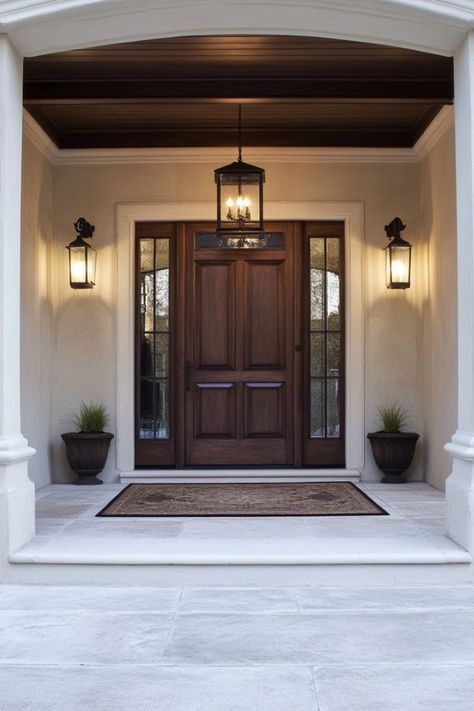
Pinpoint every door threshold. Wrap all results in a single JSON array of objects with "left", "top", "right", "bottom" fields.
[{"left": 119, "top": 468, "right": 361, "bottom": 484}]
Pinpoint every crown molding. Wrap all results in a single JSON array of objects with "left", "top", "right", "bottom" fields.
[
  {"left": 413, "top": 105, "right": 454, "bottom": 159},
  {"left": 23, "top": 107, "right": 454, "bottom": 168},
  {"left": 22, "top": 109, "right": 58, "bottom": 163}
]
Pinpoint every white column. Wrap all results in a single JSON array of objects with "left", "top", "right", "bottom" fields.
[
  {"left": 0, "top": 36, "right": 35, "bottom": 571},
  {"left": 445, "top": 31, "right": 474, "bottom": 552}
]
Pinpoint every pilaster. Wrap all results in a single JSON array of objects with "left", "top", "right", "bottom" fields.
[
  {"left": 445, "top": 31, "right": 474, "bottom": 552},
  {"left": 0, "top": 36, "right": 35, "bottom": 573}
]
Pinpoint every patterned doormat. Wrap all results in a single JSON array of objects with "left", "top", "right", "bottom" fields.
[{"left": 97, "top": 482, "right": 388, "bottom": 517}]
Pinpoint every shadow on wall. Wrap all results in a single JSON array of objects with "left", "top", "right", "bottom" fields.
[
  {"left": 52, "top": 294, "right": 116, "bottom": 483},
  {"left": 365, "top": 295, "right": 424, "bottom": 482}
]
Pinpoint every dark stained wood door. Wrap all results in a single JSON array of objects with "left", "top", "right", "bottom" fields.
[{"left": 184, "top": 223, "right": 296, "bottom": 466}]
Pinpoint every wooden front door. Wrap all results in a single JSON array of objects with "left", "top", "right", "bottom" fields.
[{"left": 184, "top": 223, "right": 297, "bottom": 466}]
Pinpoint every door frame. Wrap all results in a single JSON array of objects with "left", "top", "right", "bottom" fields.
[{"left": 116, "top": 201, "right": 365, "bottom": 476}]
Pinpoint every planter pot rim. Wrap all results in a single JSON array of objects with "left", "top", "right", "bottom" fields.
[
  {"left": 61, "top": 432, "right": 114, "bottom": 440},
  {"left": 367, "top": 431, "right": 419, "bottom": 439}
]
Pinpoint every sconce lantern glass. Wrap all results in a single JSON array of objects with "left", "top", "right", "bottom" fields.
[
  {"left": 384, "top": 217, "right": 412, "bottom": 289},
  {"left": 67, "top": 217, "right": 96, "bottom": 289}
]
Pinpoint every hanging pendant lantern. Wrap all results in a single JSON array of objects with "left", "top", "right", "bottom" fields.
[
  {"left": 66, "top": 217, "right": 97, "bottom": 289},
  {"left": 384, "top": 217, "right": 412, "bottom": 289},
  {"left": 214, "top": 105, "right": 265, "bottom": 247}
]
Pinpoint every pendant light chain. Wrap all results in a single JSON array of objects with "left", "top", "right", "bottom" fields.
[{"left": 238, "top": 104, "right": 243, "bottom": 162}]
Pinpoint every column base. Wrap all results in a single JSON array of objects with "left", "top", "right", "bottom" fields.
[
  {"left": 0, "top": 436, "right": 36, "bottom": 579},
  {"left": 445, "top": 432, "right": 474, "bottom": 551}
]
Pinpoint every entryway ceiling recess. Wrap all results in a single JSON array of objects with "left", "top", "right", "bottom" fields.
[{"left": 23, "top": 35, "right": 454, "bottom": 150}]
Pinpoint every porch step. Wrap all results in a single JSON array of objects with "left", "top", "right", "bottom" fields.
[
  {"left": 6, "top": 482, "right": 471, "bottom": 586},
  {"left": 7, "top": 534, "right": 472, "bottom": 586},
  {"left": 119, "top": 468, "right": 361, "bottom": 484}
]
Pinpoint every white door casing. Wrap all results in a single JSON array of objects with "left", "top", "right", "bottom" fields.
[{"left": 116, "top": 201, "right": 364, "bottom": 476}]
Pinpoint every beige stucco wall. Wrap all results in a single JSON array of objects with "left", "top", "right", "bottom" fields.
[
  {"left": 20, "top": 136, "right": 55, "bottom": 488},
  {"left": 22, "top": 128, "right": 460, "bottom": 487},
  {"left": 421, "top": 125, "right": 458, "bottom": 490},
  {"left": 48, "top": 157, "right": 423, "bottom": 483}
]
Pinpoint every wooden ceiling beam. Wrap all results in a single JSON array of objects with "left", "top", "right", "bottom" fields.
[
  {"left": 50, "top": 127, "right": 418, "bottom": 150},
  {"left": 23, "top": 78, "right": 453, "bottom": 103}
]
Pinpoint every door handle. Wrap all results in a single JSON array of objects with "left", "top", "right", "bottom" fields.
[{"left": 185, "top": 361, "right": 193, "bottom": 391}]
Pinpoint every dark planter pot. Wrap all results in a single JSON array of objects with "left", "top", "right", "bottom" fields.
[
  {"left": 61, "top": 432, "right": 114, "bottom": 485},
  {"left": 367, "top": 431, "right": 419, "bottom": 484}
]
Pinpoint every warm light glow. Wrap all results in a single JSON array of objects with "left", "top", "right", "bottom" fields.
[
  {"left": 70, "top": 248, "right": 86, "bottom": 283},
  {"left": 391, "top": 259, "right": 404, "bottom": 280},
  {"left": 225, "top": 193, "right": 252, "bottom": 222}
]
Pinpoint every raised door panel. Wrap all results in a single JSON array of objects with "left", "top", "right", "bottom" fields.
[
  {"left": 244, "top": 260, "right": 285, "bottom": 370},
  {"left": 194, "top": 383, "right": 236, "bottom": 439},
  {"left": 244, "top": 383, "right": 285, "bottom": 438},
  {"left": 194, "top": 261, "right": 235, "bottom": 370}
]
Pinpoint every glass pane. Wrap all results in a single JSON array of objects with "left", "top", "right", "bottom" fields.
[
  {"left": 327, "top": 333, "right": 340, "bottom": 376},
  {"left": 310, "top": 378, "right": 325, "bottom": 438},
  {"left": 155, "top": 239, "right": 169, "bottom": 331},
  {"left": 326, "top": 238, "right": 340, "bottom": 330},
  {"left": 155, "top": 380, "right": 170, "bottom": 439},
  {"left": 140, "top": 239, "right": 154, "bottom": 272},
  {"left": 139, "top": 379, "right": 154, "bottom": 439},
  {"left": 327, "top": 379, "right": 340, "bottom": 438},
  {"left": 69, "top": 247, "right": 86, "bottom": 284},
  {"left": 140, "top": 272, "right": 154, "bottom": 332},
  {"left": 310, "top": 238, "right": 325, "bottom": 270},
  {"left": 310, "top": 333, "right": 325, "bottom": 377},
  {"left": 155, "top": 334, "right": 169, "bottom": 378},
  {"left": 139, "top": 334, "right": 154, "bottom": 377}
]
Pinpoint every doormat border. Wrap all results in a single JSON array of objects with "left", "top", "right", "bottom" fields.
[{"left": 96, "top": 482, "right": 389, "bottom": 518}]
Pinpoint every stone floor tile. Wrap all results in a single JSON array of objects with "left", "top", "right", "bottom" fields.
[
  {"left": 35, "top": 502, "right": 92, "bottom": 519},
  {"left": 163, "top": 610, "right": 474, "bottom": 666},
  {"left": 0, "top": 585, "right": 181, "bottom": 612},
  {"left": 389, "top": 502, "right": 446, "bottom": 518},
  {"left": 181, "top": 517, "right": 311, "bottom": 539},
  {"left": 56, "top": 518, "right": 184, "bottom": 539},
  {"left": 296, "top": 585, "right": 474, "bottom": 611},
  {"left": 0, "top": 665, "right": 318, "bottom": 711},
  {"left": 178, "top": 587, "right": 298, "bottom": 613},
  {"left": 0, "top": 611, "right": 174, "bottom": 665},
  {"left": 313, "top": 664, "right": 474, "bottom": 711}
]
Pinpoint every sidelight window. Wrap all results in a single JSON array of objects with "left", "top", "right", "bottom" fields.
[
  {"left": 309, "top": 235, "right": 342, "bottom": 439},
  {"left": 138, "top": 237, "right": 170, "bottom": 439}
]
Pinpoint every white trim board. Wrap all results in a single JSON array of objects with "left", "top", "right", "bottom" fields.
[
  {"left": 119, "top": 469, "right": 361, "bottom": 484},
  {"left": 116, "top": 200, "right": 365, "bottom": 477},
  {"left": 23, "top": 106, "right": 454, "bottom": 167}
]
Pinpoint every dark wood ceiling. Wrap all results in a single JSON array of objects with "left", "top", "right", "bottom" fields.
[{"left": 23, "top": 35, "right": 454, "bottom": 149}]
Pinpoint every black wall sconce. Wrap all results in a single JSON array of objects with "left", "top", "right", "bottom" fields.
[
  {"left": 66, "top": 217, "right": 97, "bottom": 289},
  {"left": 384, "top": 217, "right": 412, "bottom": 289}
]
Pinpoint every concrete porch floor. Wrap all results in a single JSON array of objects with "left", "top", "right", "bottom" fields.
[
  {"left": 6, "top": 481, "right": 471, "bottom": 585},
  {"left": 1, "top": 580, "right": 474, "bottom": 709}
]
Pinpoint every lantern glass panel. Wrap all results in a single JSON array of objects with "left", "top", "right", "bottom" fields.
[
  {"left": 220, "top": 180, "right": 261, "bottom": 228},
  {"left": 386, "top": 244, "right": 411, "bottom": 288},
  {"left": 69, "top": 245, "right": 87, "bottom": 285},
  {"left": 86, "top": 244, "right": 97, "bottom": 285}
]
